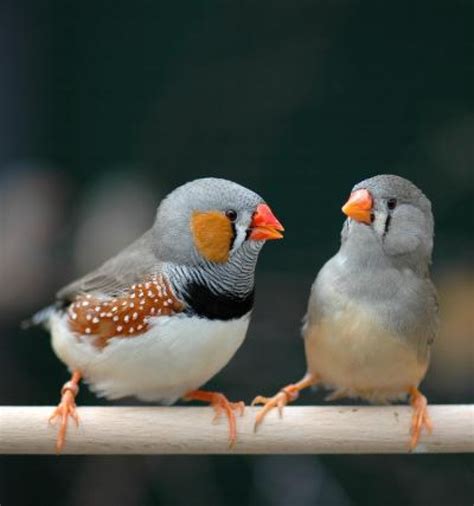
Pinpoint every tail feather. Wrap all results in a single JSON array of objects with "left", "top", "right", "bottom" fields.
[{"left": 21, "top": 303, "right": 62, "bottom": 330}]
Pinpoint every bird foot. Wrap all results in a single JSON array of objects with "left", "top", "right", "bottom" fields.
[
  {"left": 252, "top": 384, "right": 299, "bottom": 431},
  {"left": 49, "top": 373, "right": 81, "bottom": 453},
  {"left": 409, "top": 388, "right": 432, "bottom": 450},
  {"left": 184, "top": 390, "right": 244, "bottom": 448}
]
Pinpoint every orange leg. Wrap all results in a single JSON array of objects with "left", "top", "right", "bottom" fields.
[
  {"left": 49, "top": 371, "right": 81, "bottom": 453},
  {"left": 408, "top": 386, "right": 433, "bottom": 450},
  {"left": 184, "top": 390, "right": 245, "bottom": 448},
  {"left": 252, "top": 372, "right": 319, "bottom": 431}
]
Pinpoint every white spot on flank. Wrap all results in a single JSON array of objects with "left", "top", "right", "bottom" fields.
[
  {"left": 95, "top": 306, "right": 100, "bottom": 312},
  {"left": 100, "top": 312, "right": 106, "bottom": 317},
  {"left": 82, "top": 301, "right": 89, "bottom": 307},
  {"left": 150, "top": 307, "right": 156, "bottom": 314},
  {"left": 85, "top": 327, "right": 91, "bottom": 334},
  {"left": 137, "top": 324, "right": 143, "bottom": 330},
  {"left": 86, "top": 314, "right": 92, "bottom": 321},
  {"left": 133, "top": 312, "right": 138, "bottom": 320},
  {"left": 116, "top": 325, "right": 123, "bottom": 332},
  {"left": 112, "top": 306, "right": 118, "bottom": 312},
  {"left": 124, "top": 315, "right": 130, "bottom": 323},
  {"left": 129, "top": 327, "right": 135, "bottom": 334},
  {"left": 92, "top": 317, "right": 99, "bottom": 324},
  {"left": 129, "top": 302, "right": 135, "bottom": 308},
  {"left": 130, "top": 293, "right": 136, "bottom": 299},
  {"left": 113, "top": 315, "right": 119, "bottom": 322}
]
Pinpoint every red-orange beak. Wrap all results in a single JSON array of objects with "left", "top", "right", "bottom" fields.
[
  {"left": 341, "top": 188, "right": 373, "bottom": 224},
  {"left": 249, "top": 203, "right": 284, "bottom": 240}
]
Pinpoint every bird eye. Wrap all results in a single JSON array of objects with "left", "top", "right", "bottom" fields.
[
  {"left": 387, "top": 198, "right": 397, "bottom": 210},
  {"left": 225, "top": 209, "right": 238, "bottom": 222}
]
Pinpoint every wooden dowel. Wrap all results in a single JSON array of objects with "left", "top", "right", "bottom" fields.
[{"left": 0, "top": 405, "right": 472, "bottom": 454}]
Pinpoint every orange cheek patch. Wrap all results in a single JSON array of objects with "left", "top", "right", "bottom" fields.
[
  {"left": 191, "top": 211, "right": 233, "bottom": 263},
  {"left": 67, "top": 275, "right": 184, "bottom": 349}
]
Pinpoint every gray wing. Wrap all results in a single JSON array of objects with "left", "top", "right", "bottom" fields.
[
  {"left": 418, "top": 277, "right": 439, "bottom": 352},
  {"left": 56, "top": 230, "right": 160, "bottom": 303}
]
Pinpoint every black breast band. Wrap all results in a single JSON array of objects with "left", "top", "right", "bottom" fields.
[{"left": 182, "top": 281, "right": 254, "bottom": 320}]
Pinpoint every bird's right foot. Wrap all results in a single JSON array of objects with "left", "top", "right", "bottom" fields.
[
  {"left": 252, "top": 373, "right": 318, "bottom": 431},
  {"left": 409, "top": 386, "right": 433, "bottom": 450},
  {"left": 49, "top": 371, "right": 81, "bottom": 453}
]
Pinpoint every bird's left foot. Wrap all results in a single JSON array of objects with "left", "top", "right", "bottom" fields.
[
  {"left": 184, "top": 390, "right": 245, "bottom": 448},
  {"left": 409, "top": 387, "right": 433, "bottom": 450}
]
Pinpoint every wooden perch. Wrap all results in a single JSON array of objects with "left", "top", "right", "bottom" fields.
[{"left": 0, "top": 405, "right": 472, "bottom": 454}]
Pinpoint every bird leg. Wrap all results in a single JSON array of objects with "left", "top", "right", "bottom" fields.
[
  {"left": 49, "top": 370, "right": 81, "bottom": 453},
  {"left": 408, "top": 386, "right": 433, "bottom": 450},
  {"left": 184, "top": 390, "right": 245, "bottom": 448},
  {"left": 252, "top": 372, "right": 319, "bottom": 431}
]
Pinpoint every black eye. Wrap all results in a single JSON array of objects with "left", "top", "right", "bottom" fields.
[
  {"left": 387, "top": 198, "right": 397, "bottom": 210},
  {"left": 225, "top": 209, "right": 237, "bottom": 222}
]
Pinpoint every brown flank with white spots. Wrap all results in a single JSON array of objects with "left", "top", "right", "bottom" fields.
[{"left": 68, "top": 275, "right": 184, "bottom": 348}]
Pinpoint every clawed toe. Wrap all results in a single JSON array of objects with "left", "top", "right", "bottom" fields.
[
  {"left": 252, "top": 390, "right": 292, "bottom": 431},
  {"left": 409, "top": 387, "right": 432, "bottom": 450}
]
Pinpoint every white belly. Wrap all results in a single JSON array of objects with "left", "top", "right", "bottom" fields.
[
  {"left": 304, "top": 303, "right": 428, "bottom": 403},
  {"left": 50, "top": 312, "right": 250, "bottom": 404}
]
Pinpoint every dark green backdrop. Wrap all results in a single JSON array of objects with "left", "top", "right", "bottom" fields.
[{"left": 1, "top": 1, "right": 472, "bottom": 505}]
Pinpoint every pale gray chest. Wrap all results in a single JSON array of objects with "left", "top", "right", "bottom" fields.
[{"left": 308, "top": 254, "right": 435, "bottom": 347}]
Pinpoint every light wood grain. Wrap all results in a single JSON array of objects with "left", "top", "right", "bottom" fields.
[{"left": 0, "top": 405, "right": 472, "bottom": 454}]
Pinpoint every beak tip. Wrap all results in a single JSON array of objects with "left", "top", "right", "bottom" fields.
[
  {"left": 249, "top": 203, "right": 284, "bottom": 240},
  {"left": 341, "top": 189, "right": 373, "bottom": 223}
]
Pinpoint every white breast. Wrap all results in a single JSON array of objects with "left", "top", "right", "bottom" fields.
[{"left": 50, "top": 312, "right": 250, "bottom": 404}]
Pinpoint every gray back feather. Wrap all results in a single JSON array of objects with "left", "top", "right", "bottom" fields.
[{"left": 56, "top": 230, "right": 160, "bottom": 302}]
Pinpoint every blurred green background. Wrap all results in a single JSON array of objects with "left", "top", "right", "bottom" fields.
[{"left": 1, "top": 1, "right": 473, "bottom": 505}]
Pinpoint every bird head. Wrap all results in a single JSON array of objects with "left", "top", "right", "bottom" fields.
[
  {"left": 153, "top": 178, "right": 284, "bottom": 265},
  {"left": 341, "top": 174, "right": 434, "bottom": 260}
]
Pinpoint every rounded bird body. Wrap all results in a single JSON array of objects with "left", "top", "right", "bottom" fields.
[
  {"left": 304, "top": 253, "right": 435, "bottom": 403},
  {"left": 51, "top": 308, "right": 250, "bottom": 403}
]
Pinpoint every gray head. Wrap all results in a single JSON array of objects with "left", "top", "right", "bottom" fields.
[
  {"left": 152, "top": 178, "right": 284, "bottom": 266},
  {"left": 340, "top": 174, "right": 434, "bottom": 268}
]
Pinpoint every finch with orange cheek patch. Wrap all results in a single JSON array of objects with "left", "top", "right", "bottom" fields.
[
  {"left": 27, "top": 178, "right": 284, "bottom": 452},
  {"left": 253, "top": 175, "right": 438, "bottom": 450}
]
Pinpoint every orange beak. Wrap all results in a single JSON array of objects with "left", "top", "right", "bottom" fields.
[
  {"left": 342, "top": 188, "right": 373, "bottom": 224},
  {"left": 249, "top": 203, "right": 284, "bottom": 240}
]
